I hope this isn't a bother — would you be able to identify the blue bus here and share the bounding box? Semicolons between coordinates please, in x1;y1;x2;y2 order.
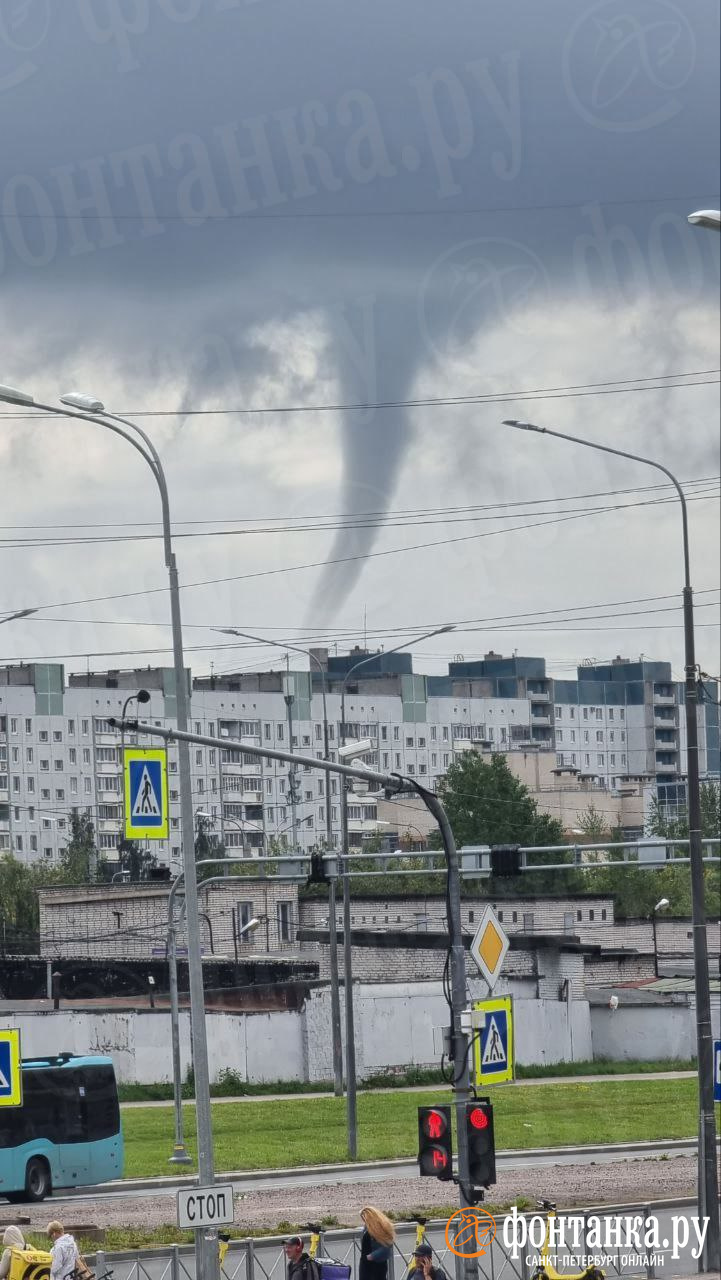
0;1054;123;1202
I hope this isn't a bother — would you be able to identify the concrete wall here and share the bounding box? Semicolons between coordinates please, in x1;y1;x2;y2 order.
1;980;594;1084
591;1000;721;1061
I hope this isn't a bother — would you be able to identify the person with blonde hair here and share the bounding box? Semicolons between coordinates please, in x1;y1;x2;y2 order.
0;1226;27;1280
47;1223;79;1280
359;1207;395;1280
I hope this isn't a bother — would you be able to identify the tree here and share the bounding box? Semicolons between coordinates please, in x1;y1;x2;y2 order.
435;752;578;894
194;815;227;881
117;838;157;882
60;809;101;882
0;855;62;951
585;781;721;918
574;802;612;840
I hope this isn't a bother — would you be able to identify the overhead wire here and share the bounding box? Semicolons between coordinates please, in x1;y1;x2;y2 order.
0;473;716;534
0;370;718;423
1;484;718;550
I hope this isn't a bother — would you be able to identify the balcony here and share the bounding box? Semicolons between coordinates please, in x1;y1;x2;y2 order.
527;688;550;701
653;715;676;730
653;693;676;706
655;759;678;773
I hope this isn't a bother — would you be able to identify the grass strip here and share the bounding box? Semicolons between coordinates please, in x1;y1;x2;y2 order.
121;1078;699;1177
117;1059;695;1103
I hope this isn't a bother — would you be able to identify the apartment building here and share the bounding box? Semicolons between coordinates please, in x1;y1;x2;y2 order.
0;653;718;869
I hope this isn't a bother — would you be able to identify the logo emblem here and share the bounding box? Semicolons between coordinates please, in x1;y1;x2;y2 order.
445;1209;497;1259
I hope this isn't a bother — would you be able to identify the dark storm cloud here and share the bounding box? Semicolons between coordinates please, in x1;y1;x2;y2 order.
0;0;718;612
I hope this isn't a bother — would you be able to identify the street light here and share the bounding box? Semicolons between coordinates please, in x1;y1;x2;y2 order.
0;385;217;1280
687;209;721;231
652;897;670;978
336;623;455;1157
213;626;344;1095
502;416;720;1272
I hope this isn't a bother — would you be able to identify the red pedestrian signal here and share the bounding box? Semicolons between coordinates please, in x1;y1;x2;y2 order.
422;1108;448;1141
418;1105;452;1180
465;1099;495;1188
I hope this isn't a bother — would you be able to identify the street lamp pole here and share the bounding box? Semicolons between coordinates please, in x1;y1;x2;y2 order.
214;627;343;1095
337;623;455;1158
503;417;720;1272
0;385;218;1280
652;897;670;979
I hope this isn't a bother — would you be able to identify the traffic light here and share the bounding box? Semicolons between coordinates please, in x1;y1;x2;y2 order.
417;1105;452;1179
465;1099;496;1187
490;844;522;877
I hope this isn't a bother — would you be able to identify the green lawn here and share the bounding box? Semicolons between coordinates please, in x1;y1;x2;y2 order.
121;1079;699;1177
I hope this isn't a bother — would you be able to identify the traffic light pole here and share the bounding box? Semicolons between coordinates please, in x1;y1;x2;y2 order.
415;786;477;1280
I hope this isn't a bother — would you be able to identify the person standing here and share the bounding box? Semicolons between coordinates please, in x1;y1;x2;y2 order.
284;1236;320;1280
47;1223;79;1280
359;1207;395;1280
0;1227;27;1280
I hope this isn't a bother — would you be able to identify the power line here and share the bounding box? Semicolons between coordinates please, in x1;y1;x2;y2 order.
0;473;716;533
1;191;717;223
1;485;718;551
9;490;718;618
1;371;717;423
12;589;721;639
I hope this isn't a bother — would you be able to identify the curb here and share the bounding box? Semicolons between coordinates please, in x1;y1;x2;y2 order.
64;1137;707;1197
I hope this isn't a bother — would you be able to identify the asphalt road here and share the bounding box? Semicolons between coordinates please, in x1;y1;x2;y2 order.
36;1138;706;1206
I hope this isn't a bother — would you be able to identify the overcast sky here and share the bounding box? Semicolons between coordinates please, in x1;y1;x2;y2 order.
0;0;719;683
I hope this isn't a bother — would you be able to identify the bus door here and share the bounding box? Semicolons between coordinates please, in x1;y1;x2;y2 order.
48;1071;91;1186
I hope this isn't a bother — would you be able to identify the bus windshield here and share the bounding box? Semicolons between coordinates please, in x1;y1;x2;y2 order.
0;1055;123;1202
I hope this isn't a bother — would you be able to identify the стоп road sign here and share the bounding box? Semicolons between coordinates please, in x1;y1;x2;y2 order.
0;1029;22;1107
177;1184;235;1230
472;997;514;1085
469;905;509;991
124;748;169;840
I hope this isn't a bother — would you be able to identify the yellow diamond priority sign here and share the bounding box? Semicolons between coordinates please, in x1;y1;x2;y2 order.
469;905;509;991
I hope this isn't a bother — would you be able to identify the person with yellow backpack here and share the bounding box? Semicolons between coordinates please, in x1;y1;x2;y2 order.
1;1228;27;1280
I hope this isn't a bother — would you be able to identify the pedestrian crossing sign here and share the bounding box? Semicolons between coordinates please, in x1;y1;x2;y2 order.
124;748;169;840
0;1029;22;1107
472;996;513;1085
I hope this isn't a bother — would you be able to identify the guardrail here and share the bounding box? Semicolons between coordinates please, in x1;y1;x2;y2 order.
90;1200;700;1280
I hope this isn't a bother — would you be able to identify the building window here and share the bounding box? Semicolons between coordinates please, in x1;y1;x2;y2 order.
589;910;595;921
523;913;534;931
276;901;293;942
601;909;607;921
277;724;284;740
583;708;588;720
54;759;63;772
237;901;255;941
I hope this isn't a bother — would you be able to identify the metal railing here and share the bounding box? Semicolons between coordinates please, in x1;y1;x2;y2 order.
90;1201;701;1280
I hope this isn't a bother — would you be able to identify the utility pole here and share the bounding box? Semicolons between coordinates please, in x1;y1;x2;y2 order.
419;789;476;1280
284;662;299;851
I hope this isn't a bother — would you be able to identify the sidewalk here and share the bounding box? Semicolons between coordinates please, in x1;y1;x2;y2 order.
120;1069;696;1107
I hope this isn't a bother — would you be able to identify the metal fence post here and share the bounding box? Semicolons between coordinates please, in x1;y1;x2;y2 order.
245;1239;256;1280
170;1245;180;1280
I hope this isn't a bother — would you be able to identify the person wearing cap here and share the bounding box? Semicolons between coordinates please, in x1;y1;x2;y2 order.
283;1236;320;1280
410;1244;446;1280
